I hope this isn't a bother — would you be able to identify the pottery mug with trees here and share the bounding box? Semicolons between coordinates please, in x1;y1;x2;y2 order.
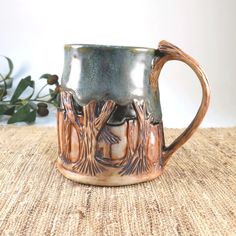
56;40;210;186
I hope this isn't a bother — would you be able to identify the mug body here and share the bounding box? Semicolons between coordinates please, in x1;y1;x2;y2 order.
57;44;164;186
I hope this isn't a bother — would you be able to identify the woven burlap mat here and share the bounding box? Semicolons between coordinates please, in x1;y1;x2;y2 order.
0;126;235;236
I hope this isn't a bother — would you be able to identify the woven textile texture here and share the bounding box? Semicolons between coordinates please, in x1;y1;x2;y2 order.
0;126;235;236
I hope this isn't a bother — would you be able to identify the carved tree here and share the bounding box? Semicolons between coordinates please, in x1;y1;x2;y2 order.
60;91;116;176
119;101;152;175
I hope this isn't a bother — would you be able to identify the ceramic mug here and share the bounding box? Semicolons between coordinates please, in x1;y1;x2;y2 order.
56;40;210;186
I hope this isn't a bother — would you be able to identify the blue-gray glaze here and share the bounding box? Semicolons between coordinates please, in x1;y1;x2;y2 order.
61;44;162;123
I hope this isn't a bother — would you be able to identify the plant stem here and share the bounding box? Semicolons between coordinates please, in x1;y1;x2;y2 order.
32;99;54;105
0;100;10;104
36;93;51;99
0;98;55;106
0;73;7;100
35;84;48;99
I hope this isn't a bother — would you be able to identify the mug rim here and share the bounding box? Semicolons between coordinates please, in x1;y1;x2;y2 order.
64;43;156;52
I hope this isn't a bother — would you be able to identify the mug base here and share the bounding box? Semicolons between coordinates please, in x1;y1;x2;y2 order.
56;158;163;186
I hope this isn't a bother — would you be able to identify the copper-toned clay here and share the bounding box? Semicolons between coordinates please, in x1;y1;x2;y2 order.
56;41;210;186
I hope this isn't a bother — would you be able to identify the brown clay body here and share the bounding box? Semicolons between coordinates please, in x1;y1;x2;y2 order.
56;41;210;186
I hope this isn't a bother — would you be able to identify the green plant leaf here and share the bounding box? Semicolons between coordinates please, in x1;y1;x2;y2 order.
7;103;36;124
4;106;15;115
0;88;6;100
0;56;14;89
0;104;15;115
5;77;13;89
49;88;54;95
0;104;8;115
0;76;13;89
49;88;57;99
51;98;59;107
4;57;14;79
48;89;60;107
10;76;35;104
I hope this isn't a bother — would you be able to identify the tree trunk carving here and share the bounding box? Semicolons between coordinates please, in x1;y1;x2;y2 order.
118;101;152;175
58;91;158;177
60;91;117;176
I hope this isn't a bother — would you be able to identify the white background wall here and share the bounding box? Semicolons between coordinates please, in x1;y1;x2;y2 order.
0;0;235;127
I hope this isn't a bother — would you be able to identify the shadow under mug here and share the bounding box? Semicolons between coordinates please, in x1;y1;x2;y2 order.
56;40;210;186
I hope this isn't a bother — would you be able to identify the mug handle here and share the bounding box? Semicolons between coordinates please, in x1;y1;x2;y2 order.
150;40;210;166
